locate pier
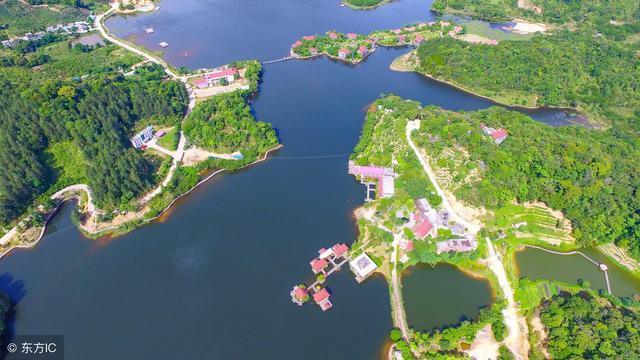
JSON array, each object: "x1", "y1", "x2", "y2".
[
  {"x1": 525, "y1": 245, "x2": 612, "y2": 294},
  {"x1": 290, "y1": 243, "x2": 351, "y2": 311}
]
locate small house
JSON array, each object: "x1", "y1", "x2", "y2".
[
  {"x1": 349, "y1": 252, "x2": 377, "y2": 282},
  {"x1": 357, "y1": 45, "x2": 368, "y2": 56},
  {"x1": 131, "y1": 126, "x2": 154, "y2": 149},
  {"x1": 309, "y1": 47, "x2": 318, "y2": 55},
  {"x1": 313, "y1": 288, "x2": 333, "y2": 311},
  {"x1": 328, "y1": 31, "x2": 338, "y2": 39},
  {"x1": 292, "y1": 40, "x2": 303, "y2": 48},
  {"x1": 347, "y1": 33, "x2": 358, "y2": 40},
  {"x1": 332, "y1": 243, "x2": 349, "y2": 259},
  {"x1": 303, "y1": 35, "x2": 316, "y2": 41},
  {"x1": 310, "y1": 258, "x2": 328, "y2": 274},
  {"x1": 338, "y1": 48, "x2": 350, "y2": 59}
]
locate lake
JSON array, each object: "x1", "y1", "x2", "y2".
[
  {"x1": 0, "y1": 0, "x2": 596, "y2": 359},
  {"x1": 516, "y1": 247, "x2": 640, "y2": 298}
]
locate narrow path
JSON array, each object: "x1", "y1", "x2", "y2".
[
  {"x1": 486, "y1": 238, "x2": 529, "y2": 359},
  {"x1": 405, "y1": 120, "x2": 481, "y2": 233},
  {"x1": 406, "y1": 120, "x2": 529, "y2": 359}
]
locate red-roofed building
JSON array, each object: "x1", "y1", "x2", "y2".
[
  {"x1": 193, "y1": 77, "x2": 209, "y2": 89},
  {"x1": 303, "y1": 35, "x2": 316, "y2": 41},
  {"x1": 414, "y1": 34, "x2": 424, "y2": 44},
  {"x1": 338, "y1": 48, "x2": 350, "y2": 59},
  {"x1": 412, "y1": 217, "x2": 436, "y2": 239},
  {"x1": 328, "y1": 31, "x2": 338, "y2": 39},
  {"x1": 309, "y1": 47, "x2": 318, "y2": 55},
  {"x1": 347, "y1": 33, "x2": 358, "y2": 40},
  {"x1": 454, "y1": 25, "x2": 464, "y2": 34},
  {"x1": 313, "y1": 288, "x2": 330, "y2": 302},
  {"x1": 313, "y1": 288, "x2": 332, "y2": 311},
  {"x1": 310, "y1": 258, "x2": 328, "y2": 274},
  {"x1": 392, "y1": 29, "x2": 401, "y2": 34},
  {"x1": 400, "y1": 239, "x2": 414, "y2": 252},
  {"x1": 292, "y1": 40, "x2": 302, "y2": 48},
  {"x1": 491, "y1": 128, "x2": 508, "y2": 144},
  {"x1": 204, "y1": 68, "x2": 239, "y2": 85},
  {"x1": 358, "y1": 45, "x2": 369, "y2": 56},
  {"x1": 332, "y1": 243, "x2": 349, "y2": 258},
  {"x1": 398, "y1": 35, "x2": 406, "y2": 43},
  {"x1": 294, "y1": 287, "x2": 308, "y2": 300}
]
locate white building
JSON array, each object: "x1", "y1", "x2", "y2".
[
  {"x1": 349, "y1": 252, "x2": 378, "y2": 283},
  {"x1": 130, "y1": 126, "x2": 154, "y2": 149}
]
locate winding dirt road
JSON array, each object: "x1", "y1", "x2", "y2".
[{"x1": 406, "y1": 119, "x2": 529, "y2": 359}]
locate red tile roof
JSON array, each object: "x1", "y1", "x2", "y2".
[
  {"x1": 328, "y1": 32, "x2": 338, "y2": 39},
  {"x1": 492, "y1": 128, "x2": 508, "y2": 141},
  {"x1": 313, "y1": 288, "x2": 330, "y2": 303},
  {"x1": 338, "y1": 48, "x2": 349, "y2": 56},
  {"x1": 358, "y1": 45, "x2": 368, "y2": 54},
  {"x1": 294, "y1": 287, "x2": 308, "y2": 300},
  {"x1": 412, "y1": 219, "x2": 434, "y2": 239},
  {"x1": 292, "y1": 40, "x2": 302, "y2": 48},
  {"x1": 310, "y1": 258, "x2": 328, "y2": 273},
  {"x1": 303, "y1": 35, "x2": 316, "y2": 41},
  {"x1": 332, "y1": 243, "x2": 349, "y2": 257},
  {"x1": 347, "y1": 33, "x2": 357, "y2": 39},
  {"x1": 205, "y1": 68, "x2": 238, "y2": 80}
]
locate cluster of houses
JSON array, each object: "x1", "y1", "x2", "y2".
[
  {"x1": 192, "y1": 67, "x2": 239, "y2": 89},
  {"x1": 480, "y1": 124, "x2": 509, "y2": 145},
  {"x1": 291, "y1": 32, "x2": 375, "y2": 61},
  {"x1": 291, "y1": 243, "x2": 378, "y2": 311},
  {"x1": 394, "y1": 198, "x2": 477, "y2": 258},
  {"x1": 1, "y1": 20, "x2": 93, "y2": 48},
  {"x1": 348, "y1": 160, "x2": 396, "y2": 201},
  {"x1": 130, "y1": 126, "x2": 166, "y2": 149}
]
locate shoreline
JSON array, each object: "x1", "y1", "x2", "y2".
[
  {"x1": 389, "y1": 50, "x2": 595, "y2": 125},
  {"x1": 342, "y1": 0, "x2": 392, "y2": 10},
  {"x1": 0, "y1": 144, "x2": 282, "y2": 259}
]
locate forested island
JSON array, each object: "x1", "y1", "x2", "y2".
[{"x1": 343, "y1": 0, "x2": 390, "y2": 10}]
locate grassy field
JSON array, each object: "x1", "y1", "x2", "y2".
[
  {"x1": 45, "y1": 141, "x2": 89, "y2": 189},
  {"x1": 489, "y1": 203, "x2": 575, "y2": 246},
  {"x1": 157, "y1": 126, "x2": 179, "y2": 151},
  {"x1": 0, "y1": 0, "x2": 88, "y2": 38}
]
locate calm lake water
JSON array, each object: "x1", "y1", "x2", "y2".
[
  {"x1": 516, "y1": 247, "x2": 640, "y2": 298},
  {"x1": 402, "y1": 264, "x2": 492, "y2": 331},
  {"x1": 0, "y1": 0, "x2": 602, "y2": 359}
]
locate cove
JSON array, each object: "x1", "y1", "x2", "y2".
[
  {"x1": 402, "y1": 264, "x2": 493, "y2": 332},
  {"x1": 516, "y1": 247, "x2": 640, "y2": 298},
  {"x1": 0, "y1": 0, "x2": 583, "y2": 359}
]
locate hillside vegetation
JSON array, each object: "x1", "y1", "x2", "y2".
[
  {"x1": 432, "y1": 0, "x2": 640, "y2": 25},
  {"x1": 0, "y1": 35, "x2": 188, "y2": 225},
  {"x1": 417, "y1": 32, "x2": 640, "y2": 121}
]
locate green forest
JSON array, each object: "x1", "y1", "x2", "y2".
[
  {"x1": 416, "y1": 32, "x2": 640, "y2": 121},
  {"x1": 183, "y1": 92, "x2": 278, "y2": 160},
  {"x1": 344, "y1": 0, "x2": 386, "y2": 9},
  {"x1": 0, "y1": 34, "x2": 187, "y2": 225},
  {"x1": 432, "y1": 0, "x2": 640, "y2": 25},
  {"x1": 540, "y1": 292, "x2": 640, "y2": 358}
]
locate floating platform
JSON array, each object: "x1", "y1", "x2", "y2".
[
  {"x1": 159, "y1": 41, "x2": 169, "y2": 48},
  {"x1": 145, "y1": 28, "x2": 154, "y2": 34}
]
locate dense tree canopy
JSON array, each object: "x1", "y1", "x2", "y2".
[
  {"x1": 0, "y1": 69, "x2": 187, "y2": 223},
  {"x1": 540, "y1": 293, "x2": 640, "y2": 358},
  {"x1": 183, "y1": 92, "x2": 278, "y2": 158},
  {"x1": 432, "y1": 0, "x2": 640, "y2": 25},
  {"x1": 417, "y1": 32, "x2": 640, "y2": 120}
]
